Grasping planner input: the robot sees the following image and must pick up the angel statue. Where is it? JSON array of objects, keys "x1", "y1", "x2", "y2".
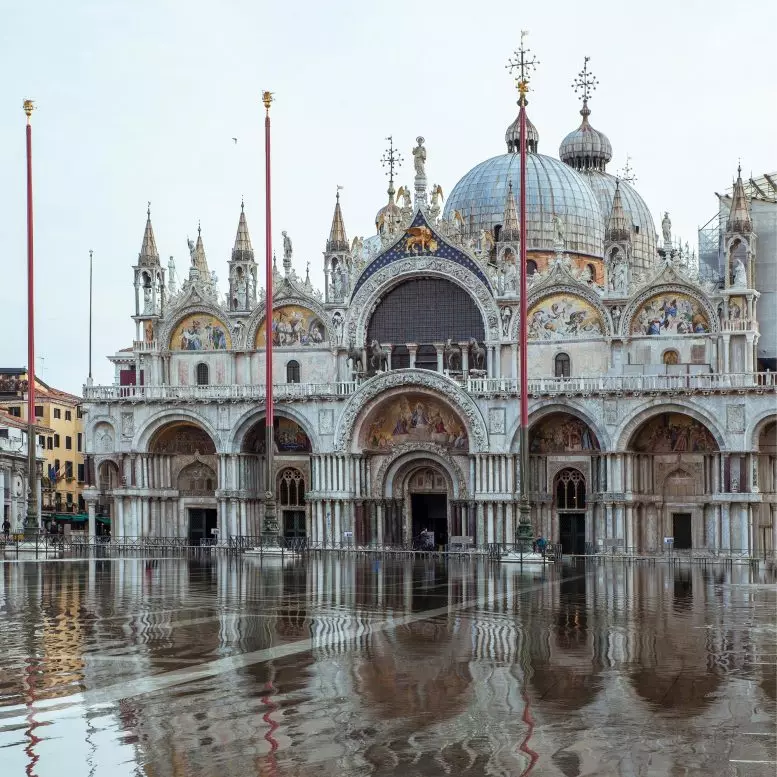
[
  {"x1": 662, "y1": 212, "x2": 672, "y2": 244},
  {"x1": 413, "y1": 136, "x2": 426, "y2": 178},
  {"x1": 732, "y1": 256, "x2": 747, "y2": 288},
  {"x1": 187, "y1": 238, "x2": 196, "y2": 267},
  {"x1": 551, "y1": 213, "x2": 565, "y2": 249},
  {"x1": 350, "y1": 236, "x2": 364, "y2": 260},
  {"x1": 282, "y1": 231, "x2": 293, "y2": 263},
  {"x1": 396, "y1": 186, "x2": 411, "y2": 209}
]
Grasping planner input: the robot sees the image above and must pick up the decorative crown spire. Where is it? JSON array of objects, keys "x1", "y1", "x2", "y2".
[
  {"x1": 232, "y1": 200, "x2": 254, "y2": 262},
  {"x1": 606, "y1": 180, "x2": 631, "y2": 243},
  {"x1": 572, "y1": 55, "x2": 599, "y2": 122},
  {"x1": 506, "y1": 31, "x2": 540, "y2": 107},
  {"x1": 727, "y1": 163, "x2": 753, "y2": 234},
  {"x1": 380, "y1": 135, "x2": 402, "y2": 199},
  {"x1": 501, "y1": 180, "x2": 521, "y2": 242},
  {"x1": 192, "y1": 223, "x2": 209, "y2": 275},
  {"x1": 138, "y1": 202, "x2": 160, "y2": 266},
  {"x1": 327, "y1": 187, "x2": 349, "y2": 252}
]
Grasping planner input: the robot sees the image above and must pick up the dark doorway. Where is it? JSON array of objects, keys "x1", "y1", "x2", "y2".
[
  {"x1": 411, "y1": 493, "x2": 448, "y2": 548},
  {"x1": 283, "y1": 509, "x2": 306, "y2": 540},
  {"x1": 189, "y1": 508, "x2": 218, "y2": 545},
  {"x1": 559, "y1": 513, "x2": 586, "y2": 555},
  {"x1": 672, "y1": 513, "x2": 692, "y2": 549}
]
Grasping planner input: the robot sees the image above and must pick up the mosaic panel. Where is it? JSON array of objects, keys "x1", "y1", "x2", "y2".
[
  {"x1": 631, "y1": 294, "x2": 709, "y2": 336},
  {"x1": 256, "y1": 305, "x2": 326, "y2": 347}
]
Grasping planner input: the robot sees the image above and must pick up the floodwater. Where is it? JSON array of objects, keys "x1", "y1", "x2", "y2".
[{"x1": 0, "y1": 556, "x2": 774, "y2": 777}]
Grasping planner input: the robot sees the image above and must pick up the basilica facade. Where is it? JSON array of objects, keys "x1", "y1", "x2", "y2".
[{"x1": 82, "y1": 70, "x2": 776, "y2": 555}]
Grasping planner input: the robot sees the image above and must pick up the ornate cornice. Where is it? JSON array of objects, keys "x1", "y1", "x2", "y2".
[{"x1": 333, "y1": 369, "x2": 488, "y2": 453}]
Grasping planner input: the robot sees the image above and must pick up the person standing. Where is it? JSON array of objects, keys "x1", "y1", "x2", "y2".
[{"x1": 2, "y1": 517, "x2": 10, "y2": 541}]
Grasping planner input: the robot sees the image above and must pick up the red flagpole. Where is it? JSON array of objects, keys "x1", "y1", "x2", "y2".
[
  {"x1": 518, "y1": 89, "x2": 531, "y2": 533},
  {"x1": 262, "y1": 91, "x2": 277, "y2": 537},
  {"x1": 24, "y1": 99, "x2": 38, "y2": 533}
]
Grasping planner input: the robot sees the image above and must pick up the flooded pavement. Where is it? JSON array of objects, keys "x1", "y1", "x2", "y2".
[{"x1": 0, "y1": 556, "x2": 774, "y2": 777}]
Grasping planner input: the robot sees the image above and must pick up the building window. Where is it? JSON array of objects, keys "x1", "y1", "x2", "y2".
[
  {"x1": 76, "y1": 406, "x2": 83, "y2": 419},
  {"x1": 8, "y1": 407, "x2": 20, "y2": 417},
  {"x1": 65, "y1": 436, "x2": 72, "y2": 450},
  {"x1": 54, "y1": 459, "x2": 61, "y2": 476},
  {"x1": 35, "y1": 406, "x2": 43, "y2": 418},
  {"x1": 65, "y1": 461, "x2": 73, "y2": 480},
  {"x1": 286, "y1": 360, "x2": 300, "y2": 384},
  {"x1": 66, "y1": 492, "x2": 73, "y2": 507},
  {"x1": 54, "y1": 408, "x2": 61, "y2": 419},
  {"x1": 38, "y1": 435, "x2": 45, "y2": 446},
  {"x1": 78, "y1": 495, "x2": 85, "y2": 512},
  {"x1": 65, "y1": 410, "x2": 72, "y2": 421},
  {"x1": 527, "y1": 260, "x2": 538, "y2": 276},
  {"x1": 663, "y1": 349, "x2": 679, "y2": 365},
  {"x1": 196, "y1": 363, "x2": 209, "y2": 385},
  {"x1": 77, "y1": 433, "x2": 82, "y2": 452},
  {"x1": 554, "y1": 353, "x2": 571, "y2": 378},
  {"x1": 77, "y1": 463, "x2": 85, "y2": 482},
  {"x1": 53, "y1": 433, "x2": 60, "y2": 448},
  {"x1": 587, "y1": 263, "x2": 596, "y2": 282},
  {"x1": 47, "y1": 436, "x2": 53, "y2": 450},
  {"x1": 0, "y1": 429, "x2": 8, "y2": 439}
]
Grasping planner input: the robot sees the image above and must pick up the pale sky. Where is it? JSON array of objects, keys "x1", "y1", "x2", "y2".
[{"x1": 1, "y1": 0, "x2": 774, "y2": 393}]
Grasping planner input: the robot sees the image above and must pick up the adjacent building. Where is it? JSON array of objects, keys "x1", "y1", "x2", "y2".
[
  {"x1": 0, "y1": 369, "x2": 85, "y2": 526},
  {"x1": 82, "y1": 58, "x2": 776, "y2": 555}
]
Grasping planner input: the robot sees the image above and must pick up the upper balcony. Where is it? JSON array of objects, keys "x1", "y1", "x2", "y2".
[{"x1": 82, "y1": 371, "x2": 777, "y2": 403}]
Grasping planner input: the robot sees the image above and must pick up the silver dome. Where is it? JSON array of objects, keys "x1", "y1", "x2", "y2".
[
  {"x1": 559, "y1": 108, "x2": 612, "y2": 172},
  {"x1": 443, "y1": 153, "x2": 604, "y2": 257},
  {"x1": 581, "y1": 171, "x2": 657, "y2": 274}
]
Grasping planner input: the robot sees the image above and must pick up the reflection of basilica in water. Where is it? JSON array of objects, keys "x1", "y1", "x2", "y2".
[
  {"x1": 81, "y1": 52, "x2": 776, "y2": 554},
  {"x1": 2, "y1": 558, "x2": 773, "y2": 775}
]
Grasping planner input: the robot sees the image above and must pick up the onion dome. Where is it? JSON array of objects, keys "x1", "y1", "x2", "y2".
[
  {"x1": 505, "y1": 112, "x2": 539, "y2": 154},
  {"x1": 375, "y1": 186, "x2": 401, "y2": 234},
  {"x1": 444, "y1": 153, "x2": 604, "y2": 257},
  {"x1": 559, "y1": 101, "x2": 612, "y2": 172}
]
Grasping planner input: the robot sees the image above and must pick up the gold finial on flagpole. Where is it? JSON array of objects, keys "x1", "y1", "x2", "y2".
[
  {"x1": 262, "y1": 91, "x2": 274, "y2": 114},
  {"x1": 23, "y1": 99, "x2": 35, "y2": 123}
]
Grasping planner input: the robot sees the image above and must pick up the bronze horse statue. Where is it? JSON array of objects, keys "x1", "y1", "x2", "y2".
[
  {"x1": 369, "y1": 340, "x2": 390, "y2": 372},
  {"x1": 468, "y1": 338, "x2": 486, "y2": 371},
  {"x1": 346, "y1": 341, "x2": 363, "y2": 374}
]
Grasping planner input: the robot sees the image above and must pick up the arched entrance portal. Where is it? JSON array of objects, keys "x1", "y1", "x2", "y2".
[
  {"x1": 555, "y1": 468, "x2": 587, "y2": 554},
  {"x1": 408, "y1": 467, "x2": 449, "y2": 548}
]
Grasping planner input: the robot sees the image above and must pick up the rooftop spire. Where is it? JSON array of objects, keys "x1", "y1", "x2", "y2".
[
  {"x1": 327, "y1": 187, "x2": 349, "y2": 252},
  {"x1": 606, "y1": 179, "x2": 631, "y2": 243},
  {"x1": 192, "y1": 223, "x2": 209, "y2": 275},
  {"x1": 138, "y1": 202, "x2": 160, "y2": 266},
  {"x1": 727, "y1": 164, "x2": 753, "y2": 234},
  {"x1": 572, "y1": 55, "x2": 599, "y2": 122},
  {"x1": 501, "y1": 180, "x2": 521, "y2": 241},
  {"x1": 231, "y1": 200, "x2": 254, "y2": 261},
  {"x1": 380, "y1": 135, "x2": 402, "y2": 199}
]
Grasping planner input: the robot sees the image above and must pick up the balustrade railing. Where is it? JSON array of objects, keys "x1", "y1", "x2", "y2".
[{"x1": 82, "y1": 372, "x2": 776, "y2": 402}]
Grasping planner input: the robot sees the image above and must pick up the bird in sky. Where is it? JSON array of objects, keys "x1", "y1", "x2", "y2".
[{"x1": 232, "y1": 137, "x2": 238, "y2": 144}]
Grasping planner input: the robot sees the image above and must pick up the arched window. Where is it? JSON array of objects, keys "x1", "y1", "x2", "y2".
[
  {"x1": 555, "y1": 353, "x2": 571, "y2": 378},
  {"x1": 555, "y1": 469, "x2": 586, "y2": 509},
  {"x1": 279, "y1": 468, "x2": 305, "y2": 506},
  {"x1": 587, "y1": 263, "x2": 596, "y2": 282},
  {"x1": 527, "y1": 259, "x2": 538, "y2": 276},
  {"x1": 663, "y1": 349, "x2": 679, "y2": 365},
  {"x1": 286, "y1": 360, "x2": 300, "y2": 383},
  {"x1": 416, "y1": 344, "x2": 438, "y2": 371},
  {"x1": 196, "y1": 363, "x2": 209, "y2": 385}
]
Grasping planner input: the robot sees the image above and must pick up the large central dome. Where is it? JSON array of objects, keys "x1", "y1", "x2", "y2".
[{"x1": 444, "y1": 152, "x2": 604, "y2": 257}]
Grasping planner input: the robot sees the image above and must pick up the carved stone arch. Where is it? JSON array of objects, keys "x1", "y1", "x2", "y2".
[
  {"x1": 660, "y1": 467, "x2": 699, "y2": 497},
  {"x1": 621, "y1": 283, "x2": 719, "y2": 337},
  {"x1": 746, "y1": 410, "x2": 777, "y2": 451},
  {"x1": 229, "y1": 405, "x2": 319, "y2": 454},
  {"x1": 244, "y1": 294, "x2": 334, "y2": 348},
  {"x1": 345, "y1": 261, "x2": 501, "y2": 347},
  {"x1": 374, "y1": 444, "x2": 468, "y2": 500},
  {"x1": 159, "y1": 303, "x2": 233, "y2": 352},
  {"x1": 87, "y1": 415, "x2": 118, "y2": 453},
  {"x1": 507, "y1": 401, "x2": 611, "y2": 453},
  {"x1": 515, "y1": 283, "x2": 612, "y2": 340},
  {"x1": 334, "y1": 369, "x2": 489, "y2": 453},
  {"x1": 134, "y1": 409, "x2": 222, "y2": 453},
  {"x1": 615, "y1": 401, "x2": 726, "y2": 452}
]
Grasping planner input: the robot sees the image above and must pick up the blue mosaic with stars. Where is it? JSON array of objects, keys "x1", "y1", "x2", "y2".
[{"x1": 351, "y1": 211, "x2": 491, "y2": 297}]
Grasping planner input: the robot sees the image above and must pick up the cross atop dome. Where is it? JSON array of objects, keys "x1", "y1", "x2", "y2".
[
  {"x1": 572, "y1": 55, "x2": 599, "y2": 117},
  {"x1": 506, "y1": 30, "x2": 540, "y2": 106}
]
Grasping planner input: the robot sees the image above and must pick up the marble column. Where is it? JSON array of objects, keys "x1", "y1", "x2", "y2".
[
  {"x1": 704, "y1": 503, "x2": 717, "y2": 550},
  {"x1": 771, "y1": 504, "x2": 777, "y2": 554},
  {"x1": 720, "y1": 503, "x2": 731, "y2": 551},
  {"x1": 646, "y1": 503, "x2": 657, "y2": 551}
]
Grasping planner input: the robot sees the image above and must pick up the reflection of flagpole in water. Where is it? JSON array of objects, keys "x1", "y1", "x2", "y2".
[{"x1": 260, "y1": 665, "x2": 280, "y2": 776}]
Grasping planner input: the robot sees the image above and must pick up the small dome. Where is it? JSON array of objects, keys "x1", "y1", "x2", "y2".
[
  {"x1": 559, "y1": 104, "x2": 612, "y2": 172},
  {"x1": 375, "y1": 198, "x2": 401, "y2": 233},
  {"x1": 505, "y1": 112, "x2": 539, "y2": 154},
  {"x1": 444, "y1": 152, "x2": 604, "y2": 257}
]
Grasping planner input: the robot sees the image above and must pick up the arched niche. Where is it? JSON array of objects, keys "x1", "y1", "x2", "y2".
[
  {"x1": 97, "y1": 459, "x2": 120, "y2": 491},
  {"x1": 529, "y1": 413, "x2": 600, "y2": 454},
  {"x1": 360, "y1": 392, "x2": 469, "y2": 454},
  {"x1": 628, "y1": 413, "x2": 718, "y2": 454},
  {"x1": 255, "y1": 304, "x2": 326, "y2": 347},
  {"x1": 526, "y1": 292, "x2": 605, "y2": 340},
  {"x1": 242, "y1": 417, "x2": 311, "y2": 453},
  {"x1": 169, "y1": 313, "x2": 231, "y2": 351},
  {"x1": 628, "y1": 291, "x2": 712, "y2": 336},
  {"x1": 177, "y1": 461, "x2": 217, "y2": 494},
  {"x1": 149, "y1": 422, "x2": 217, "y2": 455}
]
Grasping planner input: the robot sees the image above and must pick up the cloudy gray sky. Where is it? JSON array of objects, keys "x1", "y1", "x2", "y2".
[{"x1": 1, "y1": 0, "x2": 774, "y2": 393}]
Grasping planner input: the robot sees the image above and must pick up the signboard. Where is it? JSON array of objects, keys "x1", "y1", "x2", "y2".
[{"x1": 663, "y1": 537, "x2": 674, "y2": 545}]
